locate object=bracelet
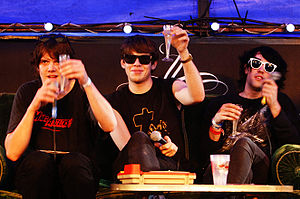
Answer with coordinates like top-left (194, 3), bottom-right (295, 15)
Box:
top-left (209, 126), bottom-right (224, 135)
top-left (212, 119), bottom-right (222, 129)
top-left (82, 77), bottom-right (92, 88)
top-left (180, 54), bottom-right (193, 63)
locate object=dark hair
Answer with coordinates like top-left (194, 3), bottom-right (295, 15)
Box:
top-left (238, 46), bottom-right (287, 90)
top-left (31, 34), bottom-right (75, 75)
top-left (120, 35), bottom-right (159, 64)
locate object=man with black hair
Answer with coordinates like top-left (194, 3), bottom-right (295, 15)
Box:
top-left (5, 34), bottom-right (116, 199)
top-left (105, 26), bottom-right (205, 177)
top-left (202, 46), bottom-right (300, 184)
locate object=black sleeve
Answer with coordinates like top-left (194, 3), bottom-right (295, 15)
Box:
top-left (187, 96), bottom-right (228, 168)
top-left (270, 93), bottom-right (300, 148)
top-left (6, 83), bottom-right (35, 134)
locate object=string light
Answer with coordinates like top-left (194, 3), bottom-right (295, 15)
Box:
top-left (286, 23), bottom-right (295, 32)
top-left (0, 18), bottom-right (299, 37)
top-left (211, 22), bottom-right (220, 31)
top-left (44, 22), bottom-right (53, 31)
top-left (123, 23), bottom-right (132, 34)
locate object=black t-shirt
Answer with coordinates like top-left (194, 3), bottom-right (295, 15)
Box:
top-left (203, 92), bottom-right (300, 156)
top-left (7, 79), bottom-right (101, 158)
top-left (106, 77), bottom-right (185, 159)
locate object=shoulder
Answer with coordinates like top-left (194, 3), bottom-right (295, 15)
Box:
top-left (18, 79), bottom-right (41, 91)
top-left (153, 77), bottom-right (176, 91)
top-left (153, 77), bottom-right (175, 84)
top-left (277, 92), bottom-right (299, 112)
top-left (105, 84), bottom-right (130, 106)
top-left (278, 92), bottom-right (293, 103)
top-left (15, 79), bottom-right (41, 100)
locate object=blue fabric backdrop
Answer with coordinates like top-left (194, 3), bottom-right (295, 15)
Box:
top-left (1, 0), bottom-right (299, 25)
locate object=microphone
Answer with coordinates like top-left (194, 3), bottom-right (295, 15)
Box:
top-left (261, 72), bottom-right (282, 105)
top-left (150, 131), bottom-right (167, 144)
top-left (52, 81), bottom-right (58, 119)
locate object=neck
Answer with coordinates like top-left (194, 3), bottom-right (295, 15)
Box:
top-left (239, 84), bottom-right (262, 99)
top-left (128, 78), bottom-right (153, 94)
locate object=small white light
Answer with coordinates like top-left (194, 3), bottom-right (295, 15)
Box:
top-left (286, 23), bottom-right (295, 32)
top-left (44, 22), bottom-right (53, 31)
top-left (211, 22), bottom-right (220, 31)
top-left (123, 24), bottom-right (132, 34)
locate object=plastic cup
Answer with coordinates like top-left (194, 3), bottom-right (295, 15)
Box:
top-left (210, 154), bottom-right (230, 185)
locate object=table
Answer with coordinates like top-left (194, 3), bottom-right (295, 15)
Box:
top-left (105, 184), bottom-right (297, 199)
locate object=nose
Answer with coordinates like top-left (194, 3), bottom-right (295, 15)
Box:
top-left (133, 57), bottom-right (141, 66)
top-left (257, 63), bottom-right (265, 73)
top-left (48, 61), bottom-right (59, 71)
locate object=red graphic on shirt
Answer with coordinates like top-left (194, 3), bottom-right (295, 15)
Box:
top-left (34, 111), bottom-right (73, 131)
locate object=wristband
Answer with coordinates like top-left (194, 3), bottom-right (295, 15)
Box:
top-left (209, 126), bottom-right (224, 135)
top-left (212, 119), bottom-right (222, 129)
top-left (82, 77), bottom-right (92, 88)
top-left (180, 54), bottom-right (193, 63)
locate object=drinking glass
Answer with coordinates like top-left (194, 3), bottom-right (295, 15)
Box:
top-left (230, 104), bottom-right (242, 138)
top-left (58, 54), bottom-right (70, 94)
top-left (162, 25), bottom-right (173, 62)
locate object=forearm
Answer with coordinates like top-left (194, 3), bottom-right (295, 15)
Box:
top-left (179, 49), bottom-right (205, 102)
top-left (83, 81), bottom-right (117, 132)
top-left (5, 106), bottom-right (36, 161)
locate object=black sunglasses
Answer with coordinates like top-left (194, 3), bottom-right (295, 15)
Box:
top-left (39, 34), bottom-right (67, 43)
top-left (248, 58), bottom-right (277, 73)
top-left (123, 54), bottom-right (152, 65)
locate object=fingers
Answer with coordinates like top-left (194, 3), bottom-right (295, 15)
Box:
top-left (169, 26), bottom-right (189, 52)
top-left (214, 103), bottom-right (243, 123)
top-left (172, 26), bottom-right (188, 38)
top-left (31, 79), bottom-right (58, 111)
top-left (159, 136), bottom-right (178, 157)
top-left (262, 79), bottom-right (277, 95)
top-left (262, 79), bottom-right (278, 106)
top-left (41, 80), bottom-right (59, 102)
top-left (59, 59), bottom-right (87, 83)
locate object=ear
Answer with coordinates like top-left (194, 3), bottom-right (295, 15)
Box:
top-left (120, 59), bottom-right (126, 69)
top-left (151, 61), bottom-right (158, 70)
top-left (244, 64), bottom-right (250, 75)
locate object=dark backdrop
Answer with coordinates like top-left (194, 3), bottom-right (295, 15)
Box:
top-left (0, 36), bottom-right (300, 111)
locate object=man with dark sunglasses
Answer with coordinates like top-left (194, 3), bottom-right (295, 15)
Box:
top-left (4, 34), bottom-right (117, 199)
top-left (104, 26), bottom-right (205, 178)
top-left (200, 46), bottom-right (300, 185)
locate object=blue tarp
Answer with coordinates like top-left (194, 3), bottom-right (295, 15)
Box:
top-left (1, 1), bottom-right (299, 25)
top-left (0, 0), bottom-right (198, 24)
top-left (0, 0), bottom-right (299, 37)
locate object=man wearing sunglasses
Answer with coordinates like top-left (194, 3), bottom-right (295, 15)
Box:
top-left (201, 46), bottom-right (300, 185)
top-left (105, 26), bottom-right (205, 178)
top-left (4, 34), bottom-right (117, 199)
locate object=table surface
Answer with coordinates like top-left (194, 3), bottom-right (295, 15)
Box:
top-left (111, 184), bottom-right (294, 193)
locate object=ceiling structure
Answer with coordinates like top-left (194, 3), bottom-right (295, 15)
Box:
top-left (0, 0), bottom-right (300, 39)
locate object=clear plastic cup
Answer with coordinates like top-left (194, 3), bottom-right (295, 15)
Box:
top-left (210, 154), bottom-right (230, 185)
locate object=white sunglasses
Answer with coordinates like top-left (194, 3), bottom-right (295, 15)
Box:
top-left (248, 58), bottom-right (277, 73)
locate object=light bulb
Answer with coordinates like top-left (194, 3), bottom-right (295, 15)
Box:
top-left (123, 24), bottom-right (132, 34)
top-left (44, 22), bottom-right (53, 31)
top-left (286, 24), bottom-right (295, 32)
top-left (211, 22), bottom-right (220, 31)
